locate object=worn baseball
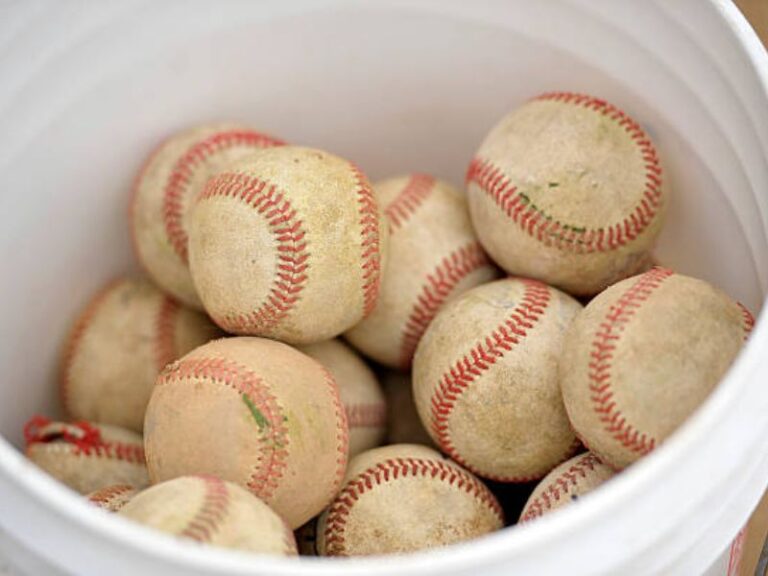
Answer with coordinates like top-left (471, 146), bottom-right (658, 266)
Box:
top-left (345, 174), bottom-right (497, 368)
top-left (466, 92), bottom-right (668, 296)
top-left (381, 370), bottom-right (435, 448)
top-left (119, 475), bottom-right (297, 555)
top-left (298, 339), bottom-right (386, 457)
top-left (144, 337), bottom-right (348, 528)
top-left (316, 444), bottom-right (503, 556)
top-left (131, 124), bottom-right (284, 308)
top-left (560, 267), bottom-right (754, 469)
top-left (24, 417), bottom-right (148, 494)
top-left (86, 484), bottom-right (138, 512)
top-left (60, 278), bottom-right (220, 432)
top-left (188, 146), bottom-right (388, 344)
top-left (518, 452), bottom-right (615, 522)
top-left (413, 278), bottom-right (582, 482)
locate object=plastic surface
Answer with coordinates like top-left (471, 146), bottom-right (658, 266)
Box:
top-left (0, 0), bottom-right (766, 574)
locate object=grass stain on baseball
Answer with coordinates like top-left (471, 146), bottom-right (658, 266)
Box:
top-left (242, 394), bottom-right (270, 431)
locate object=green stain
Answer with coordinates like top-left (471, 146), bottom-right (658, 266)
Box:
top-left (548, 182), bottom-right (559, 188)
top-left (242, 394), bottom-right (270, 431)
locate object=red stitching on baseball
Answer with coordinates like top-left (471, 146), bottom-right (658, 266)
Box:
top-left (157, 357), bottom-right (290, 500)
top-left (320, 366), bottom-right (350, 496)
top-left (738, 302), bottom-right (755, 339)
top-left (59, 280), bottom-right (122, 417)
top-left (344, 403), bottom-right (386, 429)
top-left (180, 475), bottom-right (230, 543)
top-left (429, 279), bottom-right (551, 482)
top-left (88, 484), bottom-right (135, 508)
top-left (400, 242), bottom-right (492, 368)
top-left (162, 129), bottom-right (284, 264)
top-left (519, 453), bottom-right (602, 522)
top-left (588, 267), bottom-right (674, 455)
top-left (322, 457), bottom-right (503, 556)
top-left (23, 416), bottom-right (145, 464)
top-left (350, 165), bottom-right (384, 317)
top-left (154, 297), bottom-right (180, 372)
top-left (466, 92), bottom-right (663, 253)
top-left (384, 174), bottom-right (436, 231)
top-left (727, 527), bottom-right (747, 576)
top-left (196, 172), bottom-right (309, 334)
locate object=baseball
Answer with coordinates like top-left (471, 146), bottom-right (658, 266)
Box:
top-left (560, 267), bottom-right (754, 469)
top-left (519, 452), bottom-right (615, 522)
top-left (144, 337), bottom-right (349, 529)
top-left (381, 370), bottom-right (435, 448)
top-left (130, 124), bottom-right (284, 308)
top-left (298, 339), bottom-right (386, 457)
top-left (24, 417), bottom-right (148, 494)
top-left (466, 92), bottom-right (668, 295)
top-left (60, 278), bottom-right (220, 432)
top-left (413, 277), bottom-right (582, 481)
top-left (86, 484), bottom-right (138, 512)
top-left (119, 475), bottom-right (297, 556)
top-left (188, 146), bottom-right (388, 344)
top-left (316, 444), bottom-right (503, 556)
top-left (346, 174), bottom-right (497, 368)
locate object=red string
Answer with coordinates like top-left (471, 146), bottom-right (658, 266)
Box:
top-left (23, 415), bottom-right (104, 451)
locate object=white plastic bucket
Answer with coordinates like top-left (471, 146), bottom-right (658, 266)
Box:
top-left (0, 1), bottom-right (766, 574)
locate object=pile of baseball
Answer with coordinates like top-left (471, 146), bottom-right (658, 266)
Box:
top-left (23, 92), bottom-right (753, 558)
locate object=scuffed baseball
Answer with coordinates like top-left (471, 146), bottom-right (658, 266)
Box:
top-left (519, 452), bottom-right (615, 522)
top-left (316, 444), bottom-right (503, 556)
top-left (346, 174), bottom-right (497, 368)
top-left (298, 339), bottom-right (386, 457)
top-left (467, 92), bottom-right (668, 295)
top-left (24, 417), bottom-right (148, 494)
top-left (60, 278), bottom-right (220, 432)
top-left (381, 370), bottom-right (435, 448)
top-left (119, 475), bottom-right (297, 555)
top-left (144, 337), bottom-right (349, 528)
top-left (86, 484), bottom-right (138, 512)
top-left (561, 267), bottom-right (753, 469)
top-left (188, 146), bottom-right (388, 344)
top-left (131, 124), bottom-right (284, 308)
top-left (413, 278), bottom-right (582, 481)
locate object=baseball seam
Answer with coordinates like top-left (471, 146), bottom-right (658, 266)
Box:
top-left (322, 457), bottom-right (503, 556)
top-left (162, 129), bottom-right (285, 264)
top-left (399, 242), bottom-right (492, 368)
top-left (588, 267), bottom-right (674, 455)
top-left (320, 366), bottom-right (350, 497)
top-left (197, 172), bottom-right (309, 335)
top-left (179, 475), bottom-right (230, 543)
top-left (350, 165), bottom-right (383, 318)
top-left (88, 484), bottom-right (135, 510)
top-left (345, 402), bottom-right (387, 429)
top-left (519, 453), bottom-right (601, 522)
top-left (738, 302), bottom-right (755, 338)
top-left (383, 174), bottom-right (436, 231)
top-left (154, 297), bottom-right (180, 372)
top-left (59, 280), bottom-right (122, 417)
top-left (156, 357), bottom-right (290, 500)
top-left (466, 92), bottom-right (663, 253)
top-left (23, 417), bottom-right (145, 464)
top-left (429, 278), bottom-right (552, 482)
